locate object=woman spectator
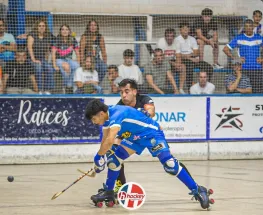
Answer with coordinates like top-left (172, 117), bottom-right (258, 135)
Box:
top-left (80, 19), bottom-right (107, 82)
top-left (27, 19), bottom-right (55, 94)
top-left (52, 24), bottom-right (80, 94)
top-left (74, 55), bottom-right (102, 94)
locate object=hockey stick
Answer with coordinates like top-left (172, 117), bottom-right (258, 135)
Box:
top-left (51, 168), bottom-right (95, 200)
top-left (77, 168), bottom-right (97, 177)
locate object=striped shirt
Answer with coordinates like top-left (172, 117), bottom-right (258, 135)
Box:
top-left (225, 73), bottom-right (252, 93)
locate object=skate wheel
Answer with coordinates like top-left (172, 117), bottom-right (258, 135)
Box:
top-left (96, 202), bottom-right (103, 208)
top-left (209, 198), bottom-right (215, 204)
top-left (106, 201), bottom-right (115, 207)
top-left (208, 189), bottom-right (214, 195)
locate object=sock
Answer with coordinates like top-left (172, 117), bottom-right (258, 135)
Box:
top-left (106, 169), bottom-right (120, 190)
top-left (117, 164), bottom-right (126, 184)
top-left (177, 167), bottom-right (198, 191)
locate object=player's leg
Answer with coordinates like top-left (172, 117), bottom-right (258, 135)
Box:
top-left (91, 141), bottom-right (144, 206)
top-left (148, 137), bottom-right (213, 209)
top-left (91, 145), bottom-right (133, 206)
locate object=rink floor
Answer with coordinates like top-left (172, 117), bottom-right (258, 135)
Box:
top-left (1, 160), bottom-right (263, 215)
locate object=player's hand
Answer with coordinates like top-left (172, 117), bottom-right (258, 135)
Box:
top-left (94, 153), bottom-right (106, 167)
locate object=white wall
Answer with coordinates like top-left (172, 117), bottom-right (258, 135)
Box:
top-left (25, 0), bottom-right (239, 15)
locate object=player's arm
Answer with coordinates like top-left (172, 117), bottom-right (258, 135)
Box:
top-left (144, 104), bottom-right (155, 118)
top-left (98, 126), bottom-right (120, 156)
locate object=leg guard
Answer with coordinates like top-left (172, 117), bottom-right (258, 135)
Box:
top-left (158, 151), bottom-right (182, 176)
top-left (107, 145), bottom-right (130, 171)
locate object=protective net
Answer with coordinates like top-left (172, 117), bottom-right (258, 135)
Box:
top-left (1, 0), bottom-right (262, 95)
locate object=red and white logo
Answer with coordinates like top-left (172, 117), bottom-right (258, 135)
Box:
top-left (117, 182), bottom-right (146, 210)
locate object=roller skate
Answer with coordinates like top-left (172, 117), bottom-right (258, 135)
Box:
top-left (189, 185), bottom-right (215, 210)
top-left (91, 186), bottom-right (115, 208)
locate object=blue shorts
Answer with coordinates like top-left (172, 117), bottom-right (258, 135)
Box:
top-left (120, 137), bottom-right (170, 157)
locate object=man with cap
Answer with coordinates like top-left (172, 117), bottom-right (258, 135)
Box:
top-left (225, 59), bottom-right (252, 94)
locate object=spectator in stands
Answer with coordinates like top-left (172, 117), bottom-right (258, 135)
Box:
top-left (192, 8), bottom-right (223, 69)
top-left (223, 19), bottom-right (263, 93)
top-left (190, 71), bottom-right (215, 94)
top-left (252, 10), bottom-right (263, 35)
top-left (80, 19), bottom-right (107, 82)
top-left (27, 19), bottom-right (55, 94)
top-left (239, 10), bottom-right (263, 35)
top-left (225, 59), bottom-right (252, 94)
top-left (0, 18), bottom-right (17, 67)
top-left (74, 55), bottom-right (102, 94)
top-left (52, 24), bottom-right (80, 94)
top-left (156, 28), bottom-right (186, 94)
top-left (145, 48), bottom-right (179, 94)
top-left (2, 49), bottom-right (38, 94)
top-left (101, 65), bottom-right (122, 94)
top-left (118, 49), bottom-right (143, 85)
top-left (176, 22), bottom-right (214, 93)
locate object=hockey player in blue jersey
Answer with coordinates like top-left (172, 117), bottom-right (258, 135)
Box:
top-left (85, 99), bottom-right (214, 209)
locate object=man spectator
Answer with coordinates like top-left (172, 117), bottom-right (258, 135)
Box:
top-left (176, 22), bottom-right (214, 93)
top-left (0, 18), bottom-right (17, 67)
top-left (118, 49), bottom-right (143, 85)
top-left (101, 65), bottom-right (123, 94)
top-left (225, 59), bottom-right (252, 94)
top-left (190, 71), bottom-right (215, 94)
top-left (145, 48), bottom-right (179, 94)
top-left (156, 28), bottom-right (186, 94)
top-left (2, 49), bottom-right (38, 94)
top-left (192, 8), bottom-right (223, 69)
top-left (223, 19), bottom-right (263, 93)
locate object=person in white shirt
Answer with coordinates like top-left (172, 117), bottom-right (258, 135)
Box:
top-left (118, 49), bottom-right (143, 85)
top-left (74, 55), bottom-right (102, 94)
top-left (190, 71), bottom-right (215, 94)
top-left (176, 22), bottom-right (213, 93)
top-left (156, 28), bottom-right (186, 94)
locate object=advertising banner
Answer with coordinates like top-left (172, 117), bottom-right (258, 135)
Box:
top-left (0, 98), bottom-right (101, 144)
top-left (105, 96), bottom-right (207, 141)
top-left (210, 97), bottom-right (263, 140)
top-left (152, 97), bottom-right (207, 141)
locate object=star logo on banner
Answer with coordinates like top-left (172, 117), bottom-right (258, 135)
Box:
top-left (215, 106), bottom-right (243, 131)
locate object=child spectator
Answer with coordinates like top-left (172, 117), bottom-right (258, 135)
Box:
top-left (74, 55), bottom-right (102, 94)
top-left (118, 49), bottom-right (143, 85)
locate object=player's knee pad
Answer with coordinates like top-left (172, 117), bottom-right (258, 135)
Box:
top-left (163, 157), bottom-right (182, 176)
top-left (107, 145), bottom-right (129, 171)
top-left (158, 151), bottom-right (182, 176)
top-left (107, 153), bottom-right (122, 171)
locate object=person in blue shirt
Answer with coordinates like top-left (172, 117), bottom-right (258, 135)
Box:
top-left (223, 19), bottom-right (263, 93)
top-left (85, 99), bottom-right (214, 209)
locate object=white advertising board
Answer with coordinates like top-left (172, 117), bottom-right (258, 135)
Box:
top-left (104, 96), bottom-right (207, 141)
top-left (210, 97), bottom-right (263, 140)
